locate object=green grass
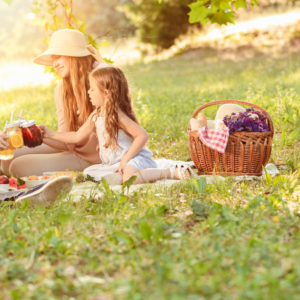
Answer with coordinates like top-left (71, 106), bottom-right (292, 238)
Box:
top-left (1, 53), bottom-right (300, 300)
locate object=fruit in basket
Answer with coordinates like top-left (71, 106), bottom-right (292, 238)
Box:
top-left (28, 175), bottom-right (39, 180)
top-left (41, 176), bottom-right (50, 180)
top-left (0, 175), bottom-right (9, 184)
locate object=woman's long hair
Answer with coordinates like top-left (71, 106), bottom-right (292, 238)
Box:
top-left (90, 66), bottom-right (138, 150)
top-left (61, 55), bottom-right (96, 131)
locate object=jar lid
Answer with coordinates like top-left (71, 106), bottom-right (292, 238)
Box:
top-left (21, 120), bottom-right (36, 127)
top-left (12, 120), bottom-right (26, 126)
top-left (5, 122), bottom-right (20, 129)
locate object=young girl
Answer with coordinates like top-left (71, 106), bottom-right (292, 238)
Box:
top-left (39, 65), bottom-right (192, 184)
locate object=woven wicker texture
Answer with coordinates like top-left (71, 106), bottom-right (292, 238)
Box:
top-left (188, 100), bottom-right (274, 176)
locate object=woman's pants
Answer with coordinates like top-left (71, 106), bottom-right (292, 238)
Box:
top-left (1, 144), bottom-right (93, 177)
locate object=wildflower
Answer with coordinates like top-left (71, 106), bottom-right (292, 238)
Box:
top-left (223, 109), bottom-right (270, 134)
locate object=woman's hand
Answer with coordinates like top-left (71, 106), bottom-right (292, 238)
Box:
top-left (0, 132), bottom-right (9, 151)
top-left (114, 158), bottom-right (129, 175)
top-left (38, 125), bottom-right (51, 139)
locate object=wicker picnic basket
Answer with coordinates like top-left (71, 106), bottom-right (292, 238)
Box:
top-left (188, 100), bottom-right (274, 176)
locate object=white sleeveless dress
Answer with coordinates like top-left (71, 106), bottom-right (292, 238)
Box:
top-left (83, 116), bottom-right (157, 181)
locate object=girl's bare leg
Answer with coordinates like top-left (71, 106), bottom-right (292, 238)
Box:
top-left (123, 165), bottom-right (191, 184)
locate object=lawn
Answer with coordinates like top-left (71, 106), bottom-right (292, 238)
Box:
top-left (0, 52), bottom-right (300, 300)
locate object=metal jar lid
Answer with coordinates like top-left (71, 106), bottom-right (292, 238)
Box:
top-left (21, 120), bottom-right (36, 128)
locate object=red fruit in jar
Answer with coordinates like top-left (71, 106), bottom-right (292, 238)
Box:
top-left (9, 177), bottom-right (17, 189)
top-left (0, 175), bottom-right (9, 184)
top-left (21, 120), bottom-right (43, 148)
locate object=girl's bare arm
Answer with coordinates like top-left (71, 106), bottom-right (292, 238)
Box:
top-left (39, 113), bottom-right (95, 144)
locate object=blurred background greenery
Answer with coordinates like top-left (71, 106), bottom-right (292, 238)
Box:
top-left (1, 0), bottom-right (300, 61)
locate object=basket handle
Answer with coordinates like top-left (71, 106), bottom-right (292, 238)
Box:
top-left (188, 99), bottom-right (274, 136)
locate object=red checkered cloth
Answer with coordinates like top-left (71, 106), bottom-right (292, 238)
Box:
top-left (197, 126), bottom-right (229, 154)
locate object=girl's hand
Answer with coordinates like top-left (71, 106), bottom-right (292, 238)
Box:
top-left (114, 158), bottom-right (129, 175)
top-left (38, 125), bottom-right (51, 139)
top-left (0, 132), bottom-right (9, 151)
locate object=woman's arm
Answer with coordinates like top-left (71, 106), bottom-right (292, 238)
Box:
top-left (42, 139), bottom-right (69, 151)
top-left (40, 113), bottom-right (95, 145)
top-left (117, 110), bottom-right (149, 173)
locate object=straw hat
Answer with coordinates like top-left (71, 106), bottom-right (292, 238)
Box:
top-left (207, 104), bottom-right (246, 129)
top-left (33, 29), bottom-right (105, 66)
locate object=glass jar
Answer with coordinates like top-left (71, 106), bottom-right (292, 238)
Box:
top-left (6, 122), bottom-right (24, 150)
top-left (21, 120), bottom-right (43, 148)
top-left (0, 144), bottom-right (14, 160)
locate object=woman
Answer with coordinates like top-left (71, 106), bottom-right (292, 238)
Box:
top-left (1, 29), bottom-right (105, 177)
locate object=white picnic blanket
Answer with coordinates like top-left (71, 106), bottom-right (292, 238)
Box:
top-left (69, 163), bottom-right (279, 202)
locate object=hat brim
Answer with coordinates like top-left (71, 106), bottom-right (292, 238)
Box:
top-left (33, 47), bottom-right (93, 66)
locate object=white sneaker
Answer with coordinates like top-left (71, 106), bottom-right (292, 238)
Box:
top-left (15, 176), bottom-right (73, 207)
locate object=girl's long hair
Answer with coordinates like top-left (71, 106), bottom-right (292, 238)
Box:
top-left (90, 66), bottom-right (138, 150)
top-left (61, 55), bottom-right (96, 131)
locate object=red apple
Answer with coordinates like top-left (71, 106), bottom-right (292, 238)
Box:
top-left (0, 176), bottom-right (9, 184)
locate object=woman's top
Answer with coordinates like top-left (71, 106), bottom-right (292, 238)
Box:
top-left (95, 115), bottom-right (154, 165)
top-left (54, 62), bottom-right (101, 164)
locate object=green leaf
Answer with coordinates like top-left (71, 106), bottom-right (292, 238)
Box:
top-left (158, 0), bottom-right (163, 3)
top-left (273, 175), bottom-right (284, 187)
top-left (262, 165), bottom-right (272, 186)
top-left (212, 0), bottom-right (232, 10)
top-left (188, 2), bottom-right (211, 25)
top-left (3, 0), bottom-right (14, 5)
top-left (287, 129), bottom-right (299, 141)
top-left (118, 196), bottom-right (127, 205)
top-left (47, 8), bottom-right (55, 15)
top-left (113, 231), bottom-right (135, 246)
top-left (100, 40), bottom-right (110, 48)
top-left (17, 178), bottom-right (25, 187)
top-left (268, 194), bottom-right (282, 208)
top-left (122, 176), bottom-right (137, 193)
top-left (101, 177), bottom-right (113, 196)
top-left (50, 22), bottom-right (57, 31)
top-left (53, 15), bottom-right (63, 28)
top-left (234, 0), bottom-right (247, 9)
top-left (209, 10), bottom-right (235, 25)
top-left (8, 209), bottom-right (17, 223)
top-left (154, 205), bottom-right (168, 217)
top-left (69, 13), bottom-right (81, 25)
top-left (21, 200), bottom-right (28, 212)
top-left (222, 205), bottom-right (239, 221)
top-left (192, 177), bottom-right (207, 196)
top-left (78, 23), bottom-right (87, 33)
top-left (139, 221), bottom-right (152, 241)
top-left (58, 213), bottom-right (72, 224)
top-left (251, 0), bottom-right (259, 7)
top-left (31, 7), bottom-right (40, 14)
top-left (85, 174), bottom-right (95, 182)
top-left (191, 200), bottom-right (210, 219)
top-left (247, 195), bottom-right (263, 209)
top-left (153, 222), bottom-right (164, 243)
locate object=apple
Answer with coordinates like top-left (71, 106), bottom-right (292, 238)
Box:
top-left (0, 176), bottom-right (9, 184)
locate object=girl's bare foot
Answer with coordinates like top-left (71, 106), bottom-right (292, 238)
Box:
top-left (169, 165), bottom-right (193, 180)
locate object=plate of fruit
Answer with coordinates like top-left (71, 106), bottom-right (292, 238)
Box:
top-left (0, 175), bottom-right (10, 191)
top-left (25, 175), bottom-right (52, 188)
